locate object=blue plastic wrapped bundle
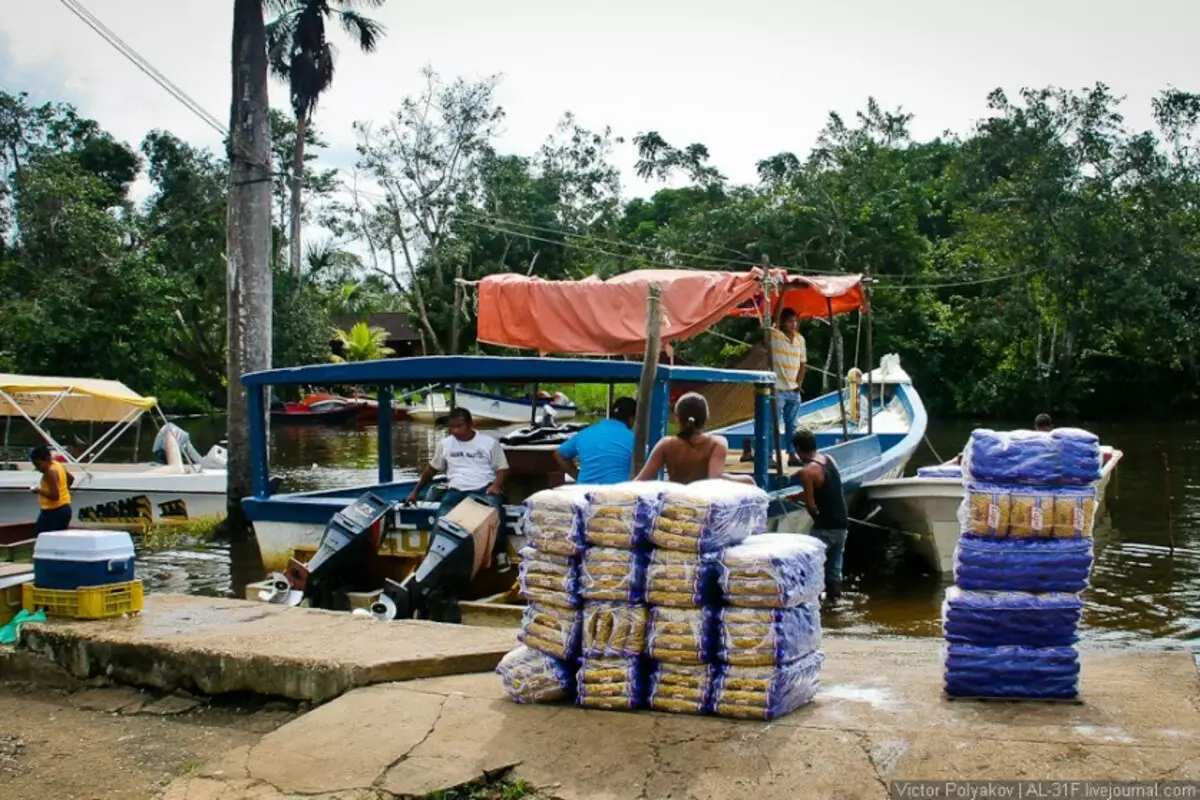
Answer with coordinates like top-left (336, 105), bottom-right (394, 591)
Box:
top-left (584, 481), bottom-right (675, 550)
top-left (518, 603), bottom-right (582, 660)
top-left (517, 546), bottom-right (580, 609)
top-left (711, 650), bottom-right (825, 720)
top-left (954, 537), bottom-right (1093, 593)
top-left (719, 533), bottom-right (826, 608)
top-left (716, 602), bottom-right (822, 666)
top-left (649, 662), bottom-right (718, 714)
top-left (962, 428), bottom-right (1102, 486)
top-left (944, 644), bottom-right (1080, 699)
top-left (523, 486), bottom-right (591, 557)
top-left (916, 465), bottom-right (963, 479)
top-left (649, 480), bottom-right (769, 552)
top-left (646, 548), bottom-right (721, 607)
top-left (942, 588), bottom-right (1082, 647)
top-left (582, 602), bottom-right (649, 658)
top-left (580, 547), bottom-right (648, 603)
top-left (577, 656), bottom-right (649, 710)
top-left (497, 645), bottom-right (574, 704)
top-left (648, 606), bottom-right (716, 664)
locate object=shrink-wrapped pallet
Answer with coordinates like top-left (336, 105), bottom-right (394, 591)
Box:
top-left (963, 428), bottom-right (1101, 486)
top-left (583, 482), bottom-right (674, 550)
top-left (518, 603), bottom-right (582, 661)
top-left (523, 486), bottom-right (590, 556)
top-left (715, 602), bottom-right (822, 666)
top-left (582, 602), bottom-right (649, 658)
top-left (648, 480), bottom-right (769, 553)
top-left (517, 546), bottom-right (580, 609)
top-left (647, 605), bottom-right (715, 664)
top-left (942, 588), bottom-right (1082, 647)
top-left (944, 644), bottom-right (1080, 700)
top-left (711, 650), bottom-right (825, 720)
top-left (576, 656), bottom-right (649, 711)
top-left (719, 533), bottom-right (826, 608)
top-left (961, 484), bottom-right (1097, 539)
top-left (646, 548), bottom-right (721, 607)
top-left (649, 662), bottom-right (718, 715)
top-left (580, 547), bottom-right (648, 604)
top-left (953, 537), bottom-right (1093, 593)
top-left (496, 645), bottom-right (574, 704)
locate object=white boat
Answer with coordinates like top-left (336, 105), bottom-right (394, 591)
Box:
top-left (406, 387), bottom-right (576, 425)
top-left (862, 444), bottom-right (1124, 576)
top-left (0, 374), bottom-right (227, 533)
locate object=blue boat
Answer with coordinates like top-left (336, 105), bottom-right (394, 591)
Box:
top-left (239, 354), bottom-right (926, 577)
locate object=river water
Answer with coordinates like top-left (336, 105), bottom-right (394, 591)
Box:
top-left (93, 415), bottom-right (1200, 647)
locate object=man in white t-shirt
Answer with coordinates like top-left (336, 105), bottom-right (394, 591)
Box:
top-left (405, 407), bottom-right (509, 519)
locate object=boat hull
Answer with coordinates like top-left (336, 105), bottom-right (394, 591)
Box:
top-left (407, 390), bottom-right (576, 425)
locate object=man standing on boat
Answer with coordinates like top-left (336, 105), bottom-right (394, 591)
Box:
top-left (554, 397), bottom-right (637, 484)
top-left (405, 408), bottom-right (509, 519)
top-left (29, 445), bottom-right (75, 533)
top-left (771, 308), bottom-right (807, 467)
top-left (789, 429), bottom-right (848, 604)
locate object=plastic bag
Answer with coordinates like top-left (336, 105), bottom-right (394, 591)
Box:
top-left (942, 588), bottom-right (1082, 647)
top-left (716, 602), bottom-right (822, 666)
top-left (647, 606), bottom-right (716, 664)
top-left (719, 533), bottom-right (826, 608)
top-left (584, 482), bottom-right (674, 550)
top-left (582, 602), bottom-right (649, 658)
top-left (646, 548), bottom-right (721, 607)
top-left (523, 486), bottom-right (591, 556)
top-left (962, 428), bottom-right (1102, 486)
top-left (711, 650), bottom-right (825, 720)
top-left (916, 465), bottom-right (963, 479)
top-left (960, 484), bottom-right (1097, 539)
top-left (518, 603), bottom-right (582, 660)
top-left (944, 643), bottom-right (1080, 699)
top-left (580, 547), bottom-right (648, 603)
top-left (0, 608), bottom-right (44, 645)
top-left (649, 662), bottom-right (718, 714)
top-left (496, 645), bottom-right (574, 704)
top-left (576, 656), bottom-right (649, 711)
top-left (954, 537), bottom-right (1093, 593)
top-left (517, 546), bottom-right (580, 609)
top-left (649, 480), bottom-right (769, 553)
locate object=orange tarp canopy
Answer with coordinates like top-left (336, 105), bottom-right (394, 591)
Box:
top-left (476, 269), bottom-right (865, 356)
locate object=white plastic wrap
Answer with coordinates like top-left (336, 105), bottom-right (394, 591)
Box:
top-left (716, 602), bottom-right (822, 666)
top-left (649, 662), bottom-right (718, 714)
top-left (582, 602), bottom-right (649, 658)
top-left (576, 656), bottom-right (648, 711)
top-left (942, 587), bottom-right (1082, 647)
top-left (518, 602), bottom-right (582, 660)
top-left (647, 606), bottom-right (715, 664)
top-left (584, 481), bottom-right (675, 550)
top-left (496, 645), bottom-right (574, 704)
top-left (580, 547), bottom-right (648, 603)
top-left (959, 483), bottom-right (1097, 539)
top-left (517, 545), bottom-right (580, 609)
top-left (523, 485), bottom-right (591, 556)
top-left (944, 643), bottom-right (1080, 699)
top-left (719, 533), bottom-right (826, 608)
top-left (648, 480), bottom-right (769, 553)
top-left (962, 428), bottom-right (1102, 486)
top-left (953, 537), bottom-right (1094, 593)
top-left (646, 548), bottom-right (722, 607)
top-left (711, 650), bottom-right (825, 720)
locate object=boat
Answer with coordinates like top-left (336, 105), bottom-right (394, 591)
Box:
top-left (405, 387), bottom-right (576, 425)
top-left (300, 392), bottom-right (410, 423)
top-left (862, 443), bottom-right (1124, 576)
top-left (0, 374), bottom-right (227, 540)
top-left (270, 397), bottom-right (362, 425)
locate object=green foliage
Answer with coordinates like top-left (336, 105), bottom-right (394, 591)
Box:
top-left (330, 321), bottom-right (395, 362)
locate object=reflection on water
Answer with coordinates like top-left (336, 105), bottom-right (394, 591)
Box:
top-left (41, 413), bottom-right (1200, 645)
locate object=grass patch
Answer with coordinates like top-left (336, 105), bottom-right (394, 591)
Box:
top-left (543, 382), bottom-right (637, 416)
top-left (138, 515), bottom-right (224, 552)
top-left (427, 777), bottom-right (544, 800)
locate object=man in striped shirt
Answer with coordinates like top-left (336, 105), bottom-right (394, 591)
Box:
top-left (770, 309), bottom-right (807, 466)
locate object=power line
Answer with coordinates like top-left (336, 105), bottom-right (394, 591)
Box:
top-left (878, 267), bottom-right (1045, 291)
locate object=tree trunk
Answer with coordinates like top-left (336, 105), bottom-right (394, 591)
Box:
top-left (450, 262), bottom-right (463, 355)
top-left (289, 113), bottom-right (306, 279)
top-left (226, 0), bottom-right (273, 536)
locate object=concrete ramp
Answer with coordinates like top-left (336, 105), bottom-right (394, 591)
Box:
top-left (20, 594), bottom-right (517, 701)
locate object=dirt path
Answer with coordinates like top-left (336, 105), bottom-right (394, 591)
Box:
top-left (0, 680), bottom-right (297, 800)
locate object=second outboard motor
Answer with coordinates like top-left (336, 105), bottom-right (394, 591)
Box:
top-left (282, 492), bottom-right (393, 609)
top-left (372, 511), bottom-right (486, 623)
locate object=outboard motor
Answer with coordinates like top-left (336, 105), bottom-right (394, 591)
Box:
top-left (153, 422), bottom-right (204, 467)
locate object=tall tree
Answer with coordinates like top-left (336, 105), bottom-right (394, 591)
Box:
top-left (227, 0), bottom-right (274, 529)
top-left (265, 0), bottom-right (386, 278)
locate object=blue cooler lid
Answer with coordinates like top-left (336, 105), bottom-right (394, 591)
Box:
top-left (34, 530), bottom-right (135, 562)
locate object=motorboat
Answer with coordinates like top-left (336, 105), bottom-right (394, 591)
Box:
top-left (405, 387), bottom-right (576, 425)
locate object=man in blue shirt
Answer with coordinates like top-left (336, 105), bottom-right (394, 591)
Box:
top-left (554, 398), bottom-right (637, 484)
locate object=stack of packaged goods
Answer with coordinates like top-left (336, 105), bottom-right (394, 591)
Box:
top-left (945, 428), bottom-right (1101, 700)
top-left (498, 486), bottom-right (589, 705)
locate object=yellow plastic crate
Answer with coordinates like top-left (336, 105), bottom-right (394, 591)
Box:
top-left (22, 580), bottom-right (144, 619)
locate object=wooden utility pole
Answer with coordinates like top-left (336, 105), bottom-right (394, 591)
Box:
top-left (450, 267), bottom-right (463, 355)
top-left (226, 0), bottom-right (273, 533)
top-left (827, 298), bottom-right (850, 442)
top-left (864, 270), bottom-right (876, 435)
top-left (632, 283), bottom-right (663, 475)
top-left (760, 266), bottom-right (785, 481)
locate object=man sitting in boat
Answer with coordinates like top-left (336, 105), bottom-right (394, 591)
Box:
top-left (1035, 413), bottom-right (1053, 432)
top-left (30, 445), bottom-right (75, 533)
top-left (788, 429), bottom-right (848, 604)
top-left (771, 308), bottom-right (808, 467)
top-left (404, 408), bottom-right (509, 518)
top-left (554, 397), bottom-right (637, 484)
top-left (636, 393), bottom-right (755, 485)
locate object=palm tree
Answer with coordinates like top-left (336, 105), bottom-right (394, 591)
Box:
top-left (266, 0), bottom-right (387, 278)
top-left (331, 322), bottom-right (395, 362)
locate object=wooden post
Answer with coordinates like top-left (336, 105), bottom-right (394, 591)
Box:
top-left (761, 269), bottom-right (785, 481)
top-left (864, 272), bottom-right (876, 435)
top-left (377, 386), bottom-right (394, 484)
top-left (530, 383), bottom-right (539, 426)
top-left (828, 298), bottom-right (850, 442)
top-left (632, 283), bottom-right (663, 475)
top-left (606, 383), bottom-right (615, 418)
top-left (450, 270), bottom-right (463, 355)
top-left (1164, 452), bottom-right (1175, 556)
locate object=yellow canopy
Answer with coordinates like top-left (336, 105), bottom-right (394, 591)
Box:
top-left (0, 374), bottom-right (158, 424)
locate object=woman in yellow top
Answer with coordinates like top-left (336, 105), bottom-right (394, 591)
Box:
top-left (29, 446), bottom-right (75, 533)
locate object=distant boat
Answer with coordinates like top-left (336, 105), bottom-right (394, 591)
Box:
top-left (270, 397), bottom-right (361, 425)
top-left (406, 387), bottom-right (577, 425)
top-left (299, 393), bottom-right (409, 424)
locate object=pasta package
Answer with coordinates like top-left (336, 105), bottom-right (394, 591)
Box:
top-left (523, 486), bottom-right (591, 556)
top-left (962, 428), bottom-right (1102, 486)
top-left (519, 603), bottom-right (582, 660)
top-left (719, 533), bottom-right (826, 608)
top-left (942, 587), bottom-right (1082, 647)
top-left (649, 662), bottom-right (718, 715)
top-left (716, 602), bottom-right (822, 666)
top-left (953, 537), bottom-right (1094, 593)
top-left (1051, 486), bottom-right (1097, 538)
top-left (517, 546), bottom-right (580, 609)
top-left (497, 645), bottom-right (574, 704)
top-left (580, 547), bottom-right (648, 604)
top-left (1007, 487), bottom-right (1055, 538)
top-left (711, 650), bottom-right (825, 720)
top-left (960, 483), bottom-right (1012, 537)
top-left (647, 606), bottom-right (716, 664)
top-left (649, 480), bottom-right (769, 553)
top-left (646, 548), bottom-right (721, 607)
top-left (582, 602), bottom-right (649, 658)
top-left (584, 481), bottom-right (675, 550)
top-left (576, 656), bottom-right (649, 711)
top-left (944, 643), bottom-right (1080, 700)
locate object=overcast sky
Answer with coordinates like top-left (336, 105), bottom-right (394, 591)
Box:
top-left (3, 0), bottom-right (1198, 199)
